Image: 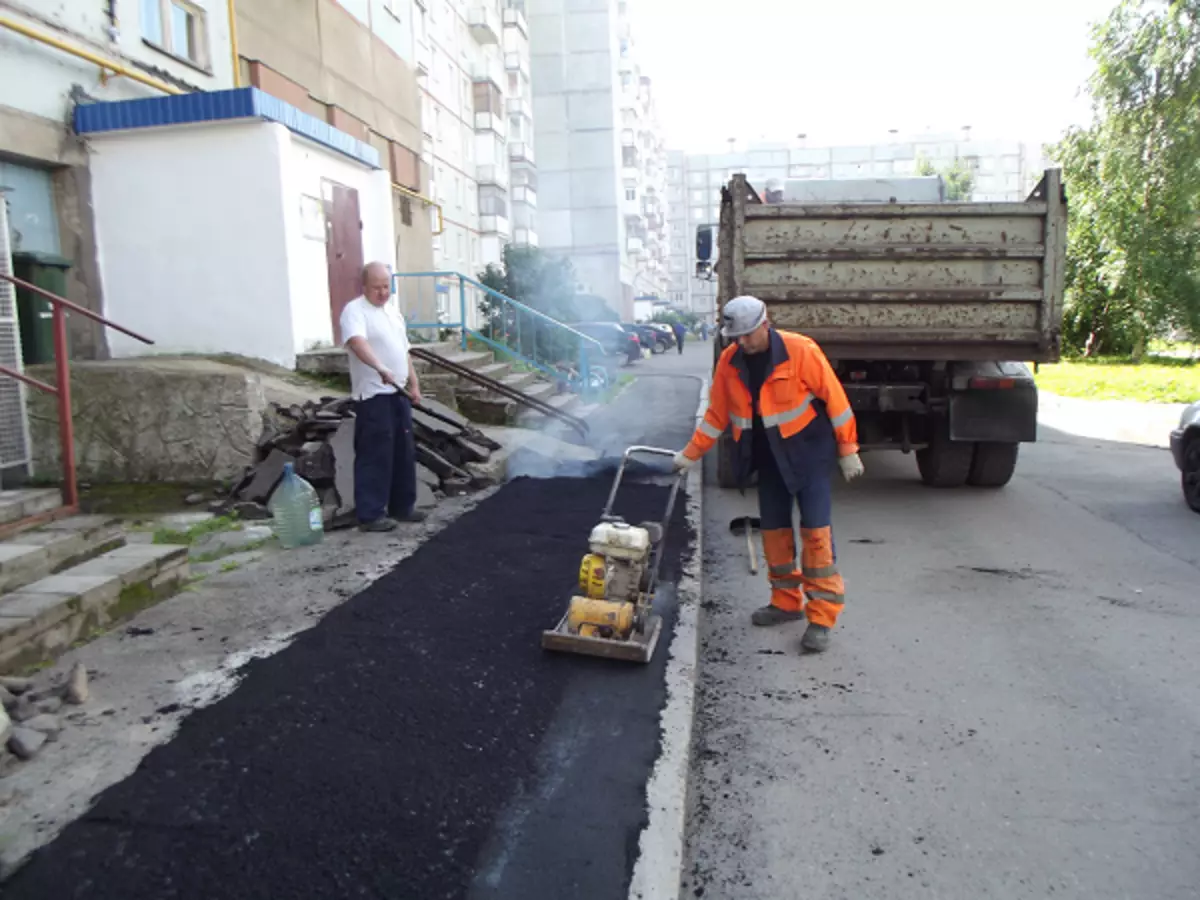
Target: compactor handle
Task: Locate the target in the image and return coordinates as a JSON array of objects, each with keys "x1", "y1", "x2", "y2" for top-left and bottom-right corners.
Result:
[{"x1": 601, "y1": 446, "x2": 679, "y2": 519}]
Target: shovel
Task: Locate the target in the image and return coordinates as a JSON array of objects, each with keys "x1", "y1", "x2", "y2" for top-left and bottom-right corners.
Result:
[{"x1": 729, "y1": 516, "x2": 761, "y2": 575}]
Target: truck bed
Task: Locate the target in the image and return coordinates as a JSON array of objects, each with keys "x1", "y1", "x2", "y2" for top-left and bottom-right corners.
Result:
[{"x1": 716, "y1": 171, "x2": 1068, "y2": 363}]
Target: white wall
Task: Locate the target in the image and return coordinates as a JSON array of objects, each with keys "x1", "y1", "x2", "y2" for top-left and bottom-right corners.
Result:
[
  {"x1": 0, "y1": 1, "x2": 234, "y2": 124},
  {"x1": 89, "y1": 121, "x2": 295, "y2": 364},
  {"x1": 280, "y1": 132, "x2": 395, "y2": 354}
]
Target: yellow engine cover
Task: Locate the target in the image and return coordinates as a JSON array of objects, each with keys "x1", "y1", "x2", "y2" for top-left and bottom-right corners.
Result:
[
  {"x1": 567, "y1": 596, "x2": 635, "y2": 639},
  {"x1": 578, "y1": 553, "x2": 607, "y2": 599}
]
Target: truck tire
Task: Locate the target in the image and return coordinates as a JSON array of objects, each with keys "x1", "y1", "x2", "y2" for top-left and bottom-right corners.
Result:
[
  {"x1": 968, "y1": 442, "x2": 1020, "y2": 488},
  {"x1": 716, "y1": 432, "x2": 738, "y2": 489},
  {"x1": 917, "y1": 424, "x2": 973, "y2": 488}
]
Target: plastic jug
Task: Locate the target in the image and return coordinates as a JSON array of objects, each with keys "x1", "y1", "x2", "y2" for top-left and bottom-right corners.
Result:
[{"x1": 269, "y1": 462, "x2": 324, "y2": 548}]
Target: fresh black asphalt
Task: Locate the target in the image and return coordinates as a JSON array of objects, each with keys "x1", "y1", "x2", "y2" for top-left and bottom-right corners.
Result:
[{"x1": 3, "y1": 473, "x2": 691, "y2": 900}]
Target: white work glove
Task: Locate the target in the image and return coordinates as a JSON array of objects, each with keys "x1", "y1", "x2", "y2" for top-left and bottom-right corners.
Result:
[
  {"x1": 838, "y1": 453, "x2": 865, "y2": 482},
  {"x1": 672, "y1": 451, "x2": 696, "y2": 473}
]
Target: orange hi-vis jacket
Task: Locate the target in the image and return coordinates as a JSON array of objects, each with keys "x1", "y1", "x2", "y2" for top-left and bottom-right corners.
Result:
[{"x1": 683, "y1": 328, "x2": 859, "y2": 490}]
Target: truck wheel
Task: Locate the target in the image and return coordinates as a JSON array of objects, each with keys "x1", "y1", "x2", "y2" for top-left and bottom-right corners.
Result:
[
  {"x1": 916, "y1": 425, "x2": 973, "y2": 488},
  {"x1": 968, "y1": 442, "x2": 1020, "y2": 488}
]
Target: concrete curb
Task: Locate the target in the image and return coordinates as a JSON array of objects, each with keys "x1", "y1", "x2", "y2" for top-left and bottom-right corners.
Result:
[{"x1": 628, "y1": 378, "x2": 709, "y2": 900}]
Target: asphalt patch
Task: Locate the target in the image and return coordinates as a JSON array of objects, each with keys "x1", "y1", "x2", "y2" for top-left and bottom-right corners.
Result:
[{"x1": 3, "y1": 474, "x2": 690, "y2": 900}]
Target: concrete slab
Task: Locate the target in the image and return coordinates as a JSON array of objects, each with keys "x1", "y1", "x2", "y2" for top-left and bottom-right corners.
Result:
[{"x1": 0, "y1": 490, "x2": 60, "y2": 527}]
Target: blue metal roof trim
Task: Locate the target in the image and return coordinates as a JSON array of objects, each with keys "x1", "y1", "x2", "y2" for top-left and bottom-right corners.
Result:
[{"x1": 74, "y1": 88, "x2": 380, "y2": 170}]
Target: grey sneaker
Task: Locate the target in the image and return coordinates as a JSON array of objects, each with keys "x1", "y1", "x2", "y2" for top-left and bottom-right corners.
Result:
[
  {"x1": 359, "y1": 517, "x2": 399, "y2": 533},
  {"x1": 750, "y1": 604, "x2": 806, "y2": 627},
  {"x1": 396, "y1": 510, "x2": 428, "y2": 523},
  {"x1": 800, "y1": 624, "x2": 831, "y2": 653}
]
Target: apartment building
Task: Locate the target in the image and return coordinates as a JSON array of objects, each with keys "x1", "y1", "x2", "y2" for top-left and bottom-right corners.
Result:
[
  {"x1": 668, "y1": 134, "x2": 1050, "y2": 320},
  {"x1": 528, "y1": 0, "x2": 667, "y2": 322},
  {"x1": 417, "y1": 0, "x2": 536, "y2": 288}
]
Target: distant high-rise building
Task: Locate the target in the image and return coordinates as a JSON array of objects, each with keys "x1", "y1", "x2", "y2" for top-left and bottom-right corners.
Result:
[{"x1": 528, "y1": 0, "x2": 668, "y2": 321}]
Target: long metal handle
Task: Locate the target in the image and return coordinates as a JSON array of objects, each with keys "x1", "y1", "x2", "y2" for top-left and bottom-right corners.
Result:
[
  {"x1": 601, "y1": 445, "x2": 678, "y2": 519},
  {"x1": 641, "y1": 470, "x2": 685, "y2": 614}
]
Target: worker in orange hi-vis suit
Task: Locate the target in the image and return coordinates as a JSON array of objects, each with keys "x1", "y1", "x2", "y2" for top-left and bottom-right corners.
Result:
[{"x1": 672, "y1": 296, "x2": 864, "y2": 653}]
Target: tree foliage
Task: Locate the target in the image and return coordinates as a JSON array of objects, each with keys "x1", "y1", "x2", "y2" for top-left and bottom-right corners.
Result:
[
  {"x1": 1049, "y1": 0, "x2": 1200, "y2": 357},
  {"x1": 915, "y1": 155, "x2": 976, "y2": 201},
  {"x1": 476, "y1": 245, "x2": 617, "y2": 364}
]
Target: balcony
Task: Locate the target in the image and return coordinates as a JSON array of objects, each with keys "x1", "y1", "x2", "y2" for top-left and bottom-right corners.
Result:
[
  {"x1": 468, "y1": 7, "x2": 501, "y2": 44},
  {"x1": 504, "y1": 52, "x2": 529, "y2": 76},
  {"x1": 511, "y1": 185, "x2": 537, "y2": 208},
  {"x1": 415, "y1": 41, "x2": 432, "y2": 78},
  {"x1": 474, "y1": 112, "x2": 506, "y2": 136},
  {"x1": 513, "y1": 227, "x2": 538, "y2": 247},
  {"x1": 509, "y1": 141, "x2": 535, "y2": 165},
  {"x1": 627, "y1": 236, "x2": 645, "y2": 256},
  {"x1": 506, "y1": 96, "x2": 532, "y2": 119},
  {"x1": 502, "y1": 6, "x2": 528, "y2": 36},
  {"x1": 621, "y1": 128, "x2": 635, "y2": 147},
  {"x1": 477, "y1": 164, "x2": 510, "y2": 190},
  {"x1": 481, "y1": 214, "x2": 511, "y2": 237}
]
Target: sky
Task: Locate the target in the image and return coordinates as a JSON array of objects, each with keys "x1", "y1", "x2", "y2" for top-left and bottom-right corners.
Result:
[{"x1": 631, "y1": 0, "x2": 1120, "y2": 153}]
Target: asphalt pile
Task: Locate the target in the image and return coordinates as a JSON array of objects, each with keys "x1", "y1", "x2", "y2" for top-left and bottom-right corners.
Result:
[
  {"x1": 3, "y1": 474, "x2": 688, "y2": 900},
  {"x1": 213, "y1": 395, "x2": 503, "y2": 527}
]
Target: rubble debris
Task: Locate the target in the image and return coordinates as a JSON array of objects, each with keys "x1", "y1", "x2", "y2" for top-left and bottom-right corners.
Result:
[
  {"x1": 65, "y1": 663, "x2": 89, "y2": 706},
  {"x1": 0, "y1": 676, "x2": 32, "y2": 695},
  {"x1": 214, "y1": 395, "x2": 503, "y2": 529},
  {"x1": 7, "y1": 727, "x2": 46, "y2": 760},
  {"x1": 35, "y1": 696, "x2": 62, "y2": 716},
  {"x1": 22, "y1": 714, "x2": 62, "y2": 739},
  {"x1": 0, "y1": 704, "x2": 11, "y2": 746},
  {"x1": 0, "y1": 686, "x2": 14, "y2": 709}
]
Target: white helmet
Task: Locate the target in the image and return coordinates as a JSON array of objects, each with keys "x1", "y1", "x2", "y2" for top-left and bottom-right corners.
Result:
[{"x1": 721, "y1": 296, "x2": 768, "y2": 339}]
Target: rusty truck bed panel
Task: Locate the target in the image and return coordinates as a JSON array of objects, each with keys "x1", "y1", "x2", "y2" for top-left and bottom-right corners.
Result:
[{"x1": 718, "y1": 171, "x2": 1067, "y2": 363}]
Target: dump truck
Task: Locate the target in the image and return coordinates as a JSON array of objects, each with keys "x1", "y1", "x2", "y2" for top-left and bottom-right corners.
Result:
[{"x1": 695, "y1": 169, "x2": 1068, "y2": 489}]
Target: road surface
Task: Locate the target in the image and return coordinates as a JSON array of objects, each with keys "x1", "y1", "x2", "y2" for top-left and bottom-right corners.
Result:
[
  {"x1": 685, "y1": 414, "x2": 1200, "y2": 898},
  {"x1": 0, "y1": 343, "x2": 711, "y2": 900}
]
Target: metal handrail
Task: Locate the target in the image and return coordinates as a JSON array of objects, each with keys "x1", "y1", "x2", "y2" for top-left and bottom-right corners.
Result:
[
  {"x1": 0, "y1": 271, "x2": 154, "y2": 521},
  {"x1": 395, "y1": 270, "x2": 606, "y2": 399}
]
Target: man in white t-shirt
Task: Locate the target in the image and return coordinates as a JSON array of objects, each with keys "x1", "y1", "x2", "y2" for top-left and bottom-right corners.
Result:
[{"x1": 340, "y1": 261, "x2": 425, "y2": 532}]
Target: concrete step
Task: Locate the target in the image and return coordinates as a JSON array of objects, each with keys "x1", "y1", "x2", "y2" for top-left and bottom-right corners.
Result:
[
  {"x1": 0, "y1": 490, "x2": 61, "y2": 529},
  {"x1": 415, "y1": 350, "x2": 494, "y2": 375},
  {"x1": 0, "y1": 544, "x2": 190, "y2": 674},
  {"x1": 295, "y1": 347, "x2": 349, "y2": 376},
  {"x1": 470, "y1": 361, "x2": 513, "y2": 383},
  {"x1": 0, "y1": 515, "x2": 125, "y2": 595}
]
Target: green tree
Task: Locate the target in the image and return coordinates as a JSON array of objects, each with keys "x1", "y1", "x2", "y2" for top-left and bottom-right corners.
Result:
[
  {"x1": 477, "y1": 245, "x2": 596, "y2": 364},
  {"x1": 915, "y1": 155, "x2": 976, "y2": 201},
  {"x1": 1049, "y1": 0, "x2": 1200, "y2": 357}
]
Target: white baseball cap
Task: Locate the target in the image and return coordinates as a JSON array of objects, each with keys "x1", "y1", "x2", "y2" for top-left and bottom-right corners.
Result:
[{"x1": 721, "y1": 296, "x2": 768, "y2": 338}]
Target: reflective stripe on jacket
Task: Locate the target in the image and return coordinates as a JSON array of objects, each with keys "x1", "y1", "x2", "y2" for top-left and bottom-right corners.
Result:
[{"x1": 684, "y1": 328, "x2": 859, "y2": 487}]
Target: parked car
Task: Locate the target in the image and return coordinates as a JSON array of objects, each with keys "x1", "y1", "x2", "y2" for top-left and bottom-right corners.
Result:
[
  {"x1": 621, "y1": 323, "x2": 670, "y2": 354},
  {"x1": 570, "y1": 322, "x2": 640, "y2": 366},
  {"x1": 645, "y1": 323, "x2": 676, "y2": 350},
  {"x1": 1170, "y1": 400, "x2": 1200, "y2": 513}
]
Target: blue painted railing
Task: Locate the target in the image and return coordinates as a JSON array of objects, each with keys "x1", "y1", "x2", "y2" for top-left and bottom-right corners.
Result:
[{"x1": 395, "y1": 271, "x2": 607, "y2": 396}]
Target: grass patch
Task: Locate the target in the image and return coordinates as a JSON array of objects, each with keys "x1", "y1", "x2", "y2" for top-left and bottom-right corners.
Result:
[
  {"x1": 79, "y1": 482, "x2": 220, "y2": 516},
  {"x1": 598, "y1": 373, "x2": 636, "y2": 405},
  {"x1": 189, "y1": 535, "x2": 275, "y2": 564},
  {"x1": 1035, "y1": 356, "x2": 1200, "y2": 403},
  {"x1": 153, "y1": 515, "x2": 242, "y2": 546}
]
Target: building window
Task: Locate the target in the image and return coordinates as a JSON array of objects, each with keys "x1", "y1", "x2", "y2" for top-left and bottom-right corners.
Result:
[
  {"x1": 142, "y1": 0, "x2": 209, "y2": 68},
  {"x1": 625, "y1": 189, "x2": 636, "y2": 201}
]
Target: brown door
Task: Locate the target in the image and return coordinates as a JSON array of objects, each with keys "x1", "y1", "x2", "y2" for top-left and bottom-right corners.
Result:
[{"x1": 323, "y1": 180, "x2": 364, "y2": 344}]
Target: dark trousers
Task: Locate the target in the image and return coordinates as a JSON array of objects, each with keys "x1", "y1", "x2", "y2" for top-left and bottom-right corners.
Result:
[
  {"x1": 675, "y1": 332, "x2": 685, "y2": 354},
  {"x1": 756, "y1": 454, "x2": 833, "y2": 532},
  {"x1": 354, "y1": 392, "x2": 417, "y2": 524}
]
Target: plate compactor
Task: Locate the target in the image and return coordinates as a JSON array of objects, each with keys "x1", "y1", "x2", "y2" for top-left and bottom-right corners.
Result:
[{"x1": 542, "y1": 446, "x2": 684, "y2": 664}]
